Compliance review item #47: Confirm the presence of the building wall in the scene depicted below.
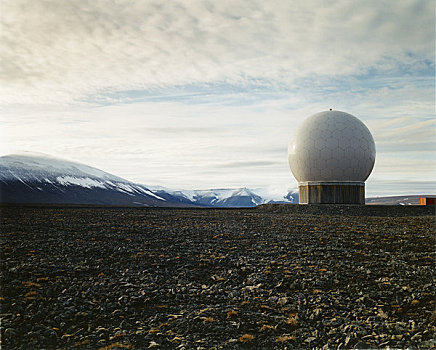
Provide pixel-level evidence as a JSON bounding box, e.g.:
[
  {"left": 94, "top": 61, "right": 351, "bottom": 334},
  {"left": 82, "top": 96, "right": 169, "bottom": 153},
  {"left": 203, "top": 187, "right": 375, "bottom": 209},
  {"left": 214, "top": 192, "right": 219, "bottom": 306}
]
[
  {"left": 420, "top": 197, "right": 436, "bottom": 206},
  {"left": 299, "top": 182, "right": 365, "bottom": 204}
]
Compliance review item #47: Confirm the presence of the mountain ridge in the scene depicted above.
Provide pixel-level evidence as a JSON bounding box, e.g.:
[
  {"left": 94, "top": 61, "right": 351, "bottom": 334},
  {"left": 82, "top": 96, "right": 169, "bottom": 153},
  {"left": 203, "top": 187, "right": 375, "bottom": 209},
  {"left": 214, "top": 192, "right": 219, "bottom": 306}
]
[
  {"left": 0, "top": 153, "right": 191, "bottom": 207},
  {"left": 0, "top": 153, "right": 297, "bottom": 207}
]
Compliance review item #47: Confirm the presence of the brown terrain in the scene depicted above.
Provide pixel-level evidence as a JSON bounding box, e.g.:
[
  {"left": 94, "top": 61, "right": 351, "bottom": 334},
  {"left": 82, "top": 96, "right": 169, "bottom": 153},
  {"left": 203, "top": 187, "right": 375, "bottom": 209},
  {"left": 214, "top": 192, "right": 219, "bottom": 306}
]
[{"left": 1, "top": 205, "right": 435, "bottom": 349}]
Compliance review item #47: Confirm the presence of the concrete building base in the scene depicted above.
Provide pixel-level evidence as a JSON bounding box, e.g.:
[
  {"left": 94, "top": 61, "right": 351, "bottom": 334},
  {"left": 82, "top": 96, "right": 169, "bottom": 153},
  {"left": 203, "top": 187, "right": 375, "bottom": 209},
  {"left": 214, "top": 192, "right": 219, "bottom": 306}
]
[{"left": 299, "top": 181, "right": 365, "bottom": 204}]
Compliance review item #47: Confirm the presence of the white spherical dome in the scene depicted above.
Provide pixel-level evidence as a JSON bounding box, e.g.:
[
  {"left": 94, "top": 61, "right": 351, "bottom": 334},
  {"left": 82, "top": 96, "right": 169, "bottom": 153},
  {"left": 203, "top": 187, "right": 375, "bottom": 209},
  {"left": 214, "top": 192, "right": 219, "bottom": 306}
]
[{"left": 288, "top": 110, "right": 375, "bottom": 182}]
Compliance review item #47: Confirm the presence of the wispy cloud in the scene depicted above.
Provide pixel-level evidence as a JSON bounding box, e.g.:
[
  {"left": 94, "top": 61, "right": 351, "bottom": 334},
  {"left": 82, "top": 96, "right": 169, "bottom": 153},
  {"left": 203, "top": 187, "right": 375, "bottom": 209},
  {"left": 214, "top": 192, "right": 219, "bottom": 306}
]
[{"left": 1, "top": 0, "right": 433, "bottom": 103}]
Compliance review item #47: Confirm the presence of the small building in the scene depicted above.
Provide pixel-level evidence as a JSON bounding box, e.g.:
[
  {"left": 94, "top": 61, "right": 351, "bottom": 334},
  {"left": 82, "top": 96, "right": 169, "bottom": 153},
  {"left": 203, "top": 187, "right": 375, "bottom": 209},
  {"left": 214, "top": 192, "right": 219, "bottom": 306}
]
[{"left": 420, "top": 197, "right": 436, "bottom": 206}]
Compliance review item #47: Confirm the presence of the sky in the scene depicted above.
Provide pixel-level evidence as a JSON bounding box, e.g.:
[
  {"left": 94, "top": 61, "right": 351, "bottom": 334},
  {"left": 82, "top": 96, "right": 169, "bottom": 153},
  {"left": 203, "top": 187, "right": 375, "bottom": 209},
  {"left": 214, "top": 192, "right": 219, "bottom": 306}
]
[{"left": 1, "top": 0, "right": 435, "bottom": 196}]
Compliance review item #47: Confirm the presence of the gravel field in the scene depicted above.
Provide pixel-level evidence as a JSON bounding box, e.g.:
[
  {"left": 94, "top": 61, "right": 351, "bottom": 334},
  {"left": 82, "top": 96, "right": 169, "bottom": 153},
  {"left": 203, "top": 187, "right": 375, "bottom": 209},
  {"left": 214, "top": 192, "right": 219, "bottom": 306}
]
[{"left": 1, "top": 205, "right": 435, "bottom": 349}]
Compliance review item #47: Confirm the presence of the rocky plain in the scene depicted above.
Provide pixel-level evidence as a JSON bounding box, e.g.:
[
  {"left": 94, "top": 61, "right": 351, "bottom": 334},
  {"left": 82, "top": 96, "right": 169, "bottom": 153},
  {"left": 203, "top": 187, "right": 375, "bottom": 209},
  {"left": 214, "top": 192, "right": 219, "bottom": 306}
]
[{"left": 1, "top": 205, "right": 435, "bottom": 349}]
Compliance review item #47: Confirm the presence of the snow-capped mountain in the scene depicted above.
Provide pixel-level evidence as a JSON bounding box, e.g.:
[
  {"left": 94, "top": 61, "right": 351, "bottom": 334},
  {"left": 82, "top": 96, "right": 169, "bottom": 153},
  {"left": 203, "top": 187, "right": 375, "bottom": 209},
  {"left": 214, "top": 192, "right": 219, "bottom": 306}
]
[
  {"left": 0, "top": 152, "right": 191, "bottom": 206},
  {"left": 0, "top": 152, "right": 297, "bottom": 207},
  {"left": 150, "top": 186, "right": 298, "bottom": 207}
]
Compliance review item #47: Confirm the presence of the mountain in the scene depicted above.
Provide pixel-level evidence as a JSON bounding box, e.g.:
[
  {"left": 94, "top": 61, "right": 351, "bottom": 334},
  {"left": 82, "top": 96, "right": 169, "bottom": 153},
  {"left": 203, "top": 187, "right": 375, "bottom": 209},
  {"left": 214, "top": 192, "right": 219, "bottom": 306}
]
[
  {"left": 150, "top": 186, "right": 298, "bottom": 207},
  {"left": 0, "top": 152, "right": 298, "bottom": 207},
  {"left": 0, "top": 153, "right": 192, "bottom": 207},
  {"left": 365, "top": 195, "right": 430, "bottom": 205}
]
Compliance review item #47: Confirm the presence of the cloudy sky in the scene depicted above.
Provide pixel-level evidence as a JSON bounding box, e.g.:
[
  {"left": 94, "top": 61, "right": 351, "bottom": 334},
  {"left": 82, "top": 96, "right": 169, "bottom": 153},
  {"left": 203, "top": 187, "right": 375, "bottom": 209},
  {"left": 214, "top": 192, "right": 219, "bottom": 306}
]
[{"left": 1, "top": 0, "right": 434, "bottom": 196}]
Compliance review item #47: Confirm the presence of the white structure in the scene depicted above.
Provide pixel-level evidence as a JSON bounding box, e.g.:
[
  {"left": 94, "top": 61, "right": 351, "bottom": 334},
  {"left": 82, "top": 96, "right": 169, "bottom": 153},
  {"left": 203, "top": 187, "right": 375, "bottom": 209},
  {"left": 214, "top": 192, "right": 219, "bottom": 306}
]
[{"left": 288, "top": 110, "right": 375, "bottom": 204}]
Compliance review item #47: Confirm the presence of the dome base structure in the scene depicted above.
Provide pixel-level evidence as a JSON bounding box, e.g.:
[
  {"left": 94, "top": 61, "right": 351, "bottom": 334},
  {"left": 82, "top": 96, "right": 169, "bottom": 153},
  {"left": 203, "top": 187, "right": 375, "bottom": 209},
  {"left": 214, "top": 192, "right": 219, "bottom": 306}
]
[{"left": 298, "top": 181, "right": 365, "bottom": 205}]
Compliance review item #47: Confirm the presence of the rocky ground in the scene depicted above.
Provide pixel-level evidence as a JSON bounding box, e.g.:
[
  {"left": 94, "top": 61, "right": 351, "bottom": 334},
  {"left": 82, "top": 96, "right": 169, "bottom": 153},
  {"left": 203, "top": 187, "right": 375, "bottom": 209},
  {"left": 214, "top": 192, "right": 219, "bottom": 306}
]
[{"left": 1, "top": 205, "right": 435, "bottom": 349}]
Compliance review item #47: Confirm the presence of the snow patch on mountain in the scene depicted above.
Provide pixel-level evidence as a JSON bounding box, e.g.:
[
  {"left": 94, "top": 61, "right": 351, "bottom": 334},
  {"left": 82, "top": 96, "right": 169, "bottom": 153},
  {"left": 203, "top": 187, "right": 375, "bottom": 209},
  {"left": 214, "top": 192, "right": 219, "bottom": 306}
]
[
  {"left": 56, "top": 176, "right": 106, "bottom": 189},
  {"left": 136, "top": 187, "right": 166, "bottom": 201},
  {"left": 114, "top": 183, "right": 135, "bottom": 193}
]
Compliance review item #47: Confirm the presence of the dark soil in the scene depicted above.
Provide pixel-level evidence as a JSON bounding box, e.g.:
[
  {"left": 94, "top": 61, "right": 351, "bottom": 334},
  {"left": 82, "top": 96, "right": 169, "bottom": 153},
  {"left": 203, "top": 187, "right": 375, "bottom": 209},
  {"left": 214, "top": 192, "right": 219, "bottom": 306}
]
[{"left": 1, "top": 206, "right": 435, "bottom": 349}]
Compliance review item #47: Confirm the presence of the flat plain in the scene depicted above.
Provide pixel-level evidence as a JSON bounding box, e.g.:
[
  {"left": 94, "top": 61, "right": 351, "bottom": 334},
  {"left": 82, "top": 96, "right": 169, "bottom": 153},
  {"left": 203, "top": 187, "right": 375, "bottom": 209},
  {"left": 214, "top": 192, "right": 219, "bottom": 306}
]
[{"left": 1, "top": 205, "right": 435, "bottom": 349}]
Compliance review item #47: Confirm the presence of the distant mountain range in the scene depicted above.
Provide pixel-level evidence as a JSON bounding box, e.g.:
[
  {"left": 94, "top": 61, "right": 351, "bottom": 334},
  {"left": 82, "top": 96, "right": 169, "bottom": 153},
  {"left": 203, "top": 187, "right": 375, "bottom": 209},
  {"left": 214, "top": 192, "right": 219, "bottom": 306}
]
[
  {"left": 365, "top": 195, "right": 429, "bottom": 206},
  {"left": 149, "top": 186, "right": 297, "bottom": 207},
  {"left": 0, "top": 153, "right": 297, "bottom": 207}
]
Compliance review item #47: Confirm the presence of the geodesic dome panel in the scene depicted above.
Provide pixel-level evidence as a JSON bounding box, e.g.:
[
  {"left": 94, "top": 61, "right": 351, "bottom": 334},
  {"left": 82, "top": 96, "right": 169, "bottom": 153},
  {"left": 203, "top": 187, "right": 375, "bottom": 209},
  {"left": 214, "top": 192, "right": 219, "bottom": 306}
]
[{"left": 288, "top": 111, "right": 375, "bottom": 182}]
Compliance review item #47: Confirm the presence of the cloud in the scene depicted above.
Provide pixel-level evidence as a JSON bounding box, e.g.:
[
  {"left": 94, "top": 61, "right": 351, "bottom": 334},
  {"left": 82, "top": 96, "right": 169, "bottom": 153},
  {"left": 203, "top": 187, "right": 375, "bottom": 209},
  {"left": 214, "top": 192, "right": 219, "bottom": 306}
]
[
  {"left": 1, "top": 0, "right": 434, "bottom": 103},
  {"left": 366, "top": 180, "right": 436, "bottom": 196},
  {"left": 142, "top": 127, "right": 226, "bottom": 136},
  {"left": 215, "top": 160, "right": 281, "bottom": 168},
  {"left": 0, "top": 0, "right": 434, "bottom": 196},
  {"left": 1, "top": 96, "right": 434, "bottom": 194}
]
